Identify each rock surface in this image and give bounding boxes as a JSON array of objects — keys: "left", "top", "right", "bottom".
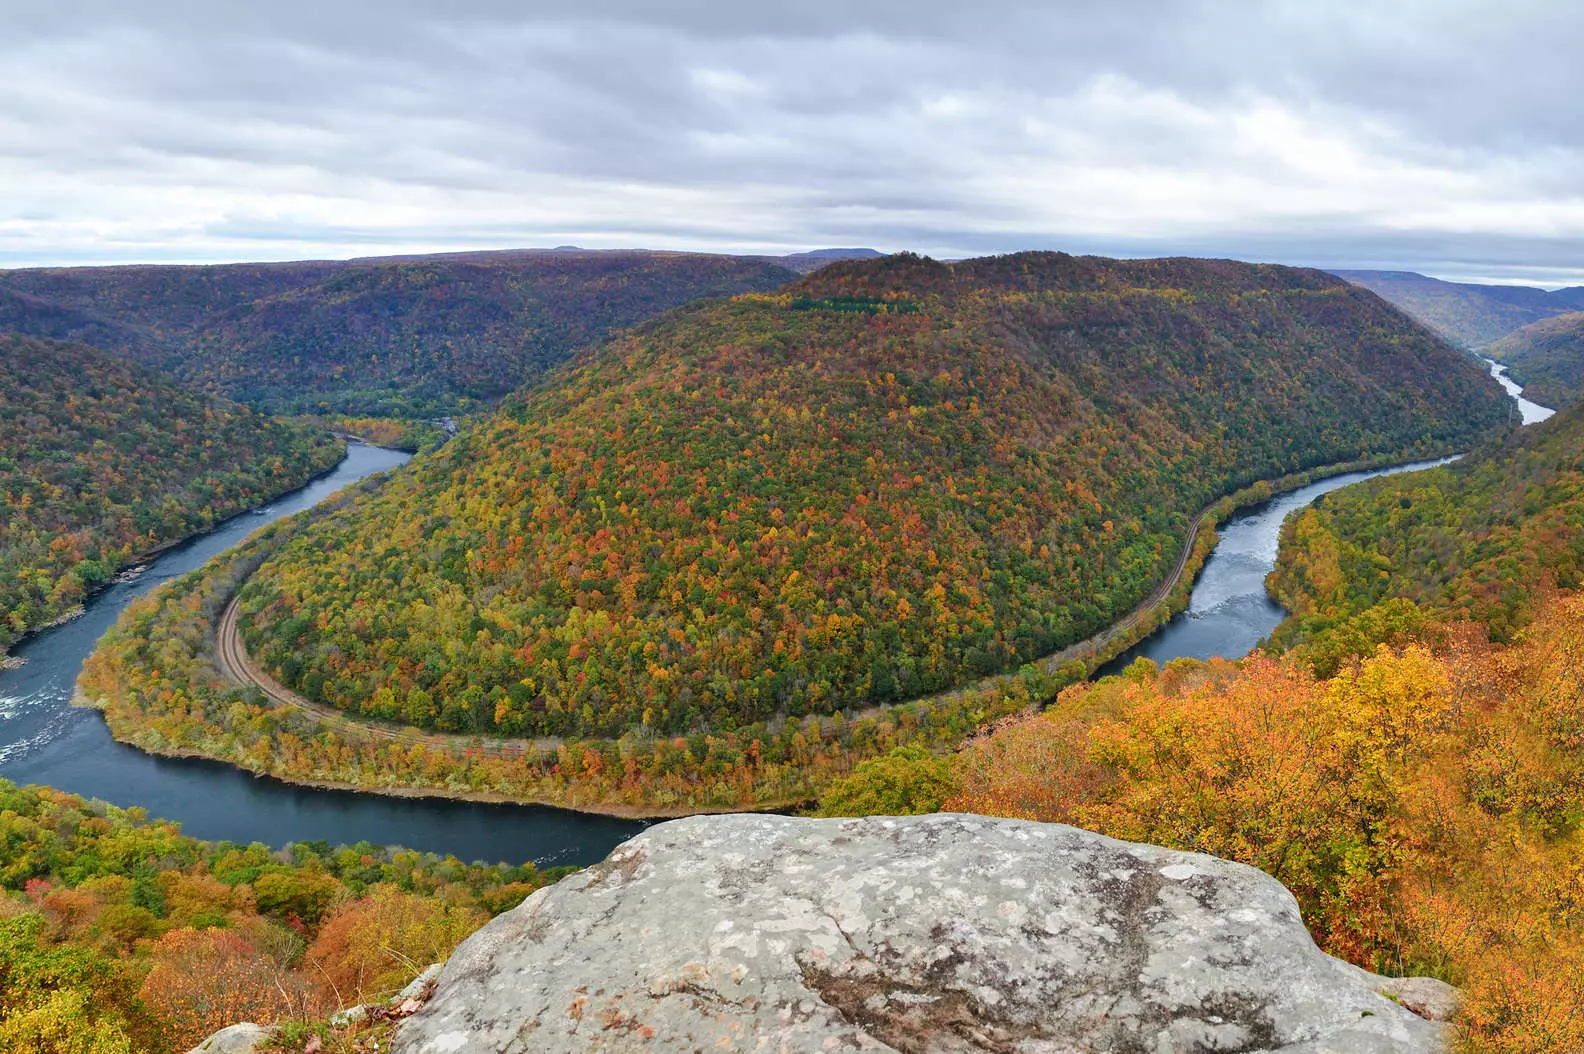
[
  {"left": 400, "top": 962, "right": 445, "bottom": 1002},
  {"left": 185, "top": 1022, "right": 277, "bottom": 1054},
  {"left": 395, "top": 814, "right": 1447, "bottom": 1053},
  {"left": 1373, "top": 977, "right": 1461, "bottom": 1024}
]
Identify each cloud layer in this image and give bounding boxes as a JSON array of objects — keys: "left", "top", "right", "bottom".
[{"left": 5, "top": 1, "right": 1583, "bottom": 282}]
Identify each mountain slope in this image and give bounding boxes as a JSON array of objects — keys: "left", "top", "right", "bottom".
[
  {"left": 1487, "top": 310, "right": 1584, "bottom": 407},
  {"left": 767, "top": 248, "right": 886, "bottom": 273},
  {"left": 229, "top": 251, "right": 1507, "bottom": 740},
  {"left": 0, "top": 252, "right": 798, "bottom": 416},
  {"left": 1331, "top": 269, "right": 1584, "bottom": 349},
  {"left": 1270, "top": 397, "right": 1584, "bottom": 645},
  {"left": 0, "top": 333, "right": 343, "bottom": 655}
]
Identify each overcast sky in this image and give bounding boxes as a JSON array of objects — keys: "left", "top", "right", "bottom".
[{"left": 4, "top": 1, "right": 1583, "bottom": 283}]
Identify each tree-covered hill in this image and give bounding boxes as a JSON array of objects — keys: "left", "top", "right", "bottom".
[
  {"left": 1487, "top": 310, "right": 1584, "bottom": 408},
  {"left": 0, "top": 334, "right": 343, "bottom": 656},
  {"left": 0, "top": 778, "right": 568, "bottom": 1051},
  {"left": 231, "top": 251, "right": 1508, "bottom": 741},
  {"left": 1332, "top": 269, "right": 1584, "bottom": 350},
  {"left": 0, "top": 252, "right": 799, "bottom": 416},
  {"left": 1270, "top": 396, "right": 1584, "bottom": 647}
]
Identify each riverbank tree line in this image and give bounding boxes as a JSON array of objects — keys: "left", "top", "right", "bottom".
[{"left": 0, "top": 334, "right": 343, "bottom": 659}]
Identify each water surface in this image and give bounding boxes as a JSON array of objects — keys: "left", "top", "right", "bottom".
[
  {"left": 0, "top": 444, "right": 647, "bottom": 866},
  {"left": 1103, "top": 362, "right": 1553, "bottom": 671},
  {"left": 1100, "top": 458, "right": 1457, "bottom": 671},
  {"left": 1484, "top": 357, "right": 1554, "bottom": 425}
]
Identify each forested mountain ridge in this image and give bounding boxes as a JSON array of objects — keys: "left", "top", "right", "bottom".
[
  {"left": 229, "top": 251, "right": 1509, "bottom": 742},
  {"left": 1269, "top": 395, "right": 1584, "bottom": 648},
  {"left": 1487, "top": 310, "right": 1584, "bottom": 407},
  {"left": 0, "top": 252, "right": 799, "bottom": 416},
  {"left": 0, "top": 334, "right": 343, "bottom": 656},
  {"left": 1332, "top": 268, "right": 1584, "bottom": 349}
]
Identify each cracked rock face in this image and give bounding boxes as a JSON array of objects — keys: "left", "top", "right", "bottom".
[{"left": 393, "top": 814, "right": 1445, "bottom": 1053}]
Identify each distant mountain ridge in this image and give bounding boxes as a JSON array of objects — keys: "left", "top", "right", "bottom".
[
  {"left": 0, "top": 250, "right": 804, "bottom": 416},
  {"left": 764, "top": 248, "right": 886, "bottom": 272},
  {"left": 337, "top": 246, "right": 885, "bottom": 272},
  {"left": 1331, "top": 268, "right": 1584, "bottom": 349}
]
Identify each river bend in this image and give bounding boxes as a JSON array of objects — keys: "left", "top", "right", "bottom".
[
  {"left": 0, "top": 364, "right": 1548, "bottom": 863},
  {"left": 0, "top": 445, "right": 647, "bottom": 867}
]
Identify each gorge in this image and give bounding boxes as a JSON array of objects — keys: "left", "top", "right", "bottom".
[{"left": 1, "top": 367, "right": 1543, "bottom": 867}]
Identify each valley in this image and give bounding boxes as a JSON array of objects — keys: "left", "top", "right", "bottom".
[
  {"left": 0, "top": 247, "right": 1568, "bottom": 1054},
  {"left": 0, "top": 251, "right": 819, "bottom": 416},
  {"left": 10, "top": 8, "right": 1584, "bottom": 1049},
  {"left": 67, "top": 251, "right": 1511, "bottom": 817},
  {"left": 1487, "top": 311, "right": 1584, "bottom": 409},
  {"left": 1332, "top": 269, "right": 1584, "bottom": 350},
  {"left": 0, "top": 444, "right": 647, "bottom": 866}
]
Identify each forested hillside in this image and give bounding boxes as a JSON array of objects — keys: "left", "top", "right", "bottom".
[
  {"left": 0, "top": 252, "right": 798, "bottom": 416},
  {"left": 229, "top": 251, "right": 1507, "bottom": 742},
  {"left": 1488, "top": 310, "right": 1584, "bottom": 407},
  {"left": 0, "top": 779, "right": 569, "bottom": 1052},
  {"left": 1332, "top": 269, "right": 1584, "bottom": 349},
  {"left": 898, "top": 589, "right": 1584, "bottom": 1054},
  {"left": 1269, "top": 397, "right": 1584, "bottom": 649},
  {"left": 0, "top": 334, "right": 342, "bottom": 656}
]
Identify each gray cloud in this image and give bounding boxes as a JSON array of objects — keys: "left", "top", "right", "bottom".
[{"left": 2, "top": 1, "right": 1582, "bottom": 283}]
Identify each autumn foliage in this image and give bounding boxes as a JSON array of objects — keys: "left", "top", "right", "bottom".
[
  {"left": 303, "top": 885, "right": 485, "bottom": 1005},
  {"left": 0, "top": 333, "right": 343, "bottom": 656},
  {"left": 945, "top": 594, "right": 1584, "bottom": 1053},
  {"left": 139, "top": 926, "right": 324, "bottom": 1042},
  {"left": 0, "top": 780, "right": 570, "bottom": 1051},
  {"left": 0, "top": 252, "right": 799, "bottom": 416},
  {"left": 232, "top": 252, "right": 1505, "bottom": 747},
  {"left": 1269, "top": 396, "right": 1584, "bottom": 650}
]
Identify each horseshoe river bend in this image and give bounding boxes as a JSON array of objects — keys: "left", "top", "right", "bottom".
[{"left": 0, "top": 370, "right": 1548, "bottom": 866}]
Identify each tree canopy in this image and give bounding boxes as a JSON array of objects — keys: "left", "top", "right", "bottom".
[
  {"left": 234, "top": 251, "right": 1509, "bottom": 741},
  {"left": 0, "top": 334, "right": 342, "bottom": 655}
]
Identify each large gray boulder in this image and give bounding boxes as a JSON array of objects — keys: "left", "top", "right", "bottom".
[
  {"left": 395, "top": 814, "right": 1447, "bottom": 1053},
  {"left": 184, "top": 1023, "right": 277, "bottom": 1054}
]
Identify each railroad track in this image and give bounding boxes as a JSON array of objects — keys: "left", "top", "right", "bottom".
[
  {"left": 215, "top": 503, "right": 1215, "bottom": 759},
  {"left": 215, "top": 594, "right": 546, "bottom": 759},
  {"left": 1036, "top": 504, "right": 1211, "bottom": 674}
]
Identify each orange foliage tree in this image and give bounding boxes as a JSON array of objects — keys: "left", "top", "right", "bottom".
[
  {"left": 948, "top": 596, "right": 1584, "bottom": 1053},
  {"left": 138, "top": 927, "right": 327, "bottom": 1048},
  {"left": 303, "top": 885, "right": 486, "bottom": 1005}
]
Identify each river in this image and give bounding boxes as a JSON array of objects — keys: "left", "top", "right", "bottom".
[
  {"left": 1484, "top": 356, "right": 1555, "bottom": 425},
  {"left": 1102, "top": 360, "right": 1551, "bottom": 670},
  {"left": 0, "top": 444, "right": 647, "bottom": 867},
  {"left": 0, "top": 369, "right": 1548, "bottom": 864},
  {"left": 1099, "top": 457, "right": 1458, "bottom": 672}
]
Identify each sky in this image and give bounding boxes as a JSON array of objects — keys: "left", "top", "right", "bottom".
[{"left": 4, "top": 1, "right": 1584, "bottom": 284}]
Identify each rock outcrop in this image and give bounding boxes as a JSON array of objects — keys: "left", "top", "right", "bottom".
[
  {"left": 184, "top": 1022, "right": 277, "bottom": 1054},
  {"left": 394, "top": 814, "right": 1448, "bottom": 1053}
]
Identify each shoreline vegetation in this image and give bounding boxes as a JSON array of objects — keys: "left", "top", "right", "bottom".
[
  {"left": 0, "top": 445, "right": 351, "bottom": 667},
  {"left": 76, "top": 443, "right": 1468, "bottom": 818},
  {"left": 0, "top": 329, "right": 359, "bottom": 663}
]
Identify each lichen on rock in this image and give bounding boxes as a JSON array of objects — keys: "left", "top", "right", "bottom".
[{"left": 394, "top": 813, "right": 1448, "bottom": 1053}]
